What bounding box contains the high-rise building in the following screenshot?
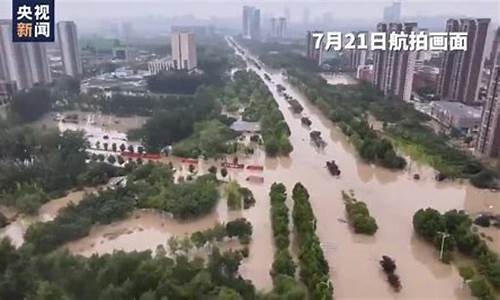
[347,31,368,71]
[0,20,51,90]
[383,1,401,23]
[489,27,500,71]
[243,6,251,38]
[477,27,500,157]
[277,17,287,40]
[0,21,30,90]
[306,31,322,66]
[27,43,52,85]
[171,32,197,70]
[270,17,277,38]
[57,21,83,78]
[242,6,260,40]
[373,22,417,102]
[437,18,490,104]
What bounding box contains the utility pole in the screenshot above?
[437,231,450,261]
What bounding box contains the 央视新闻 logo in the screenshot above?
[13,0,54,42]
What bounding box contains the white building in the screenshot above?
[429,101,482,134]
[171,32,197,70]
[148,58,175,75]
[0,20,51,90]
[57,21,83,77]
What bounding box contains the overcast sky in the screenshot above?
[1,0,498,23]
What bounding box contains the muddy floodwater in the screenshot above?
[0,190,88,247]
[321,72,358,85]
[35,110,148,135]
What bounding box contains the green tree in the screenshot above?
[469,276,494,300]
[10,87,51,122]
[459,266,474,283]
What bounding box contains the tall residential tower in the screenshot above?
[242,6,261,40]
[437,18,490,104]
[0,20,51,90]
[306,31,322,66]
[57,21,83,78]
[476,27,500,157]
[372,22,417,102]
[171,32,197,70]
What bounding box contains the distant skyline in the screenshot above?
[1,0,498,22]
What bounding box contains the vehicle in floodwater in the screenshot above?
[264,73,271,81]
[326,160,341,176]
[435,173,448,182]
[246,175,264,183]
[310,130,326,148]
[289,99,304,114]
[276,84,286,94]
[301,117,312,127]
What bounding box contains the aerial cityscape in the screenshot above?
[0,0,500,299]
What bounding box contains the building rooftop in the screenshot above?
[430,101,482,119]
[230,120,261,133]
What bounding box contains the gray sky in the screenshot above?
[1,0,498,25]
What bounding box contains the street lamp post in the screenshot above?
[437,231,450,261]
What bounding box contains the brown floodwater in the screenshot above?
[0,190,87,247]
[35,110,148,134]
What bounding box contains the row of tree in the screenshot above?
[269,183,296,277]
[292,183,333,299]
[0,125,117,214]
[0,237,257,299]
[268,183,306,299]
[25,187,135,253]
[128,86,223,152]
[413,208,498,299]
[234,70,293,157]
[128,163,220,219]
[342,191,378,235]
[189,218,253,248]
[9,87,51,122]
[287,70,407,170]
[172,119,238,158]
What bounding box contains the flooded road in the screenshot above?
[228,37,500,299]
